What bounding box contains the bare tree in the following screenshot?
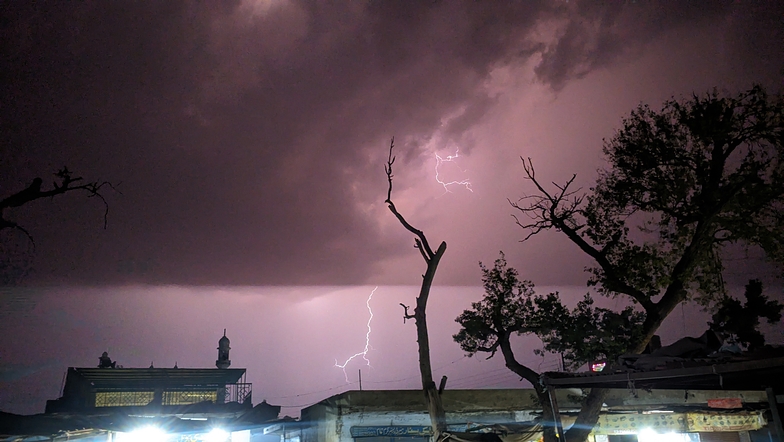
[384,139,448,440]
[0,167,116,284]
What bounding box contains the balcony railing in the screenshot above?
[224,382,252,405]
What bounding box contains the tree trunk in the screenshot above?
[385,140,449,441]
[498,334,558,442]
[563,388,607,442]
[414,242,448,439]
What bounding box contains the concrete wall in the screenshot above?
[290,389,772,442]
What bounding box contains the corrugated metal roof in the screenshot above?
[70,368,245,388]
[542,356,784,390]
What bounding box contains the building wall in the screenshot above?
[287,389,773,442]
[301,408,520,442]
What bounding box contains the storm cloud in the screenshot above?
[1,0,782,286]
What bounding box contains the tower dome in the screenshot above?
[216,329,231,369]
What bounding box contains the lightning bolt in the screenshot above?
[335,286,377,383]
[435,149,473,194]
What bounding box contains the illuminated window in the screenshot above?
[162,390,218,405]
[95,391,155,407]
[591,361,607,372]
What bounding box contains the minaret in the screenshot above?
[216,329,231,369]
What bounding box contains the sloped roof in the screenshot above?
[542,356,784,391]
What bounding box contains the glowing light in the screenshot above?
[335,286,377,382]
[435,149,472,194]
[637,428,692,442]
[204,427,230,442]
[590,361,606,372]
[115,426,169,442]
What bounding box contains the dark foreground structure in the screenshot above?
[45,366,251,412]
[541,347,784,442]
[3,333,782,442]
[0,332,280,441]
[268,347,784,442]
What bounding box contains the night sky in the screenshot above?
[1,1,783,416]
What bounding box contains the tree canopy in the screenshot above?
[456,86,784,442]
[710,279,782,350]
[513,85,784,350]
[454,252,559,442]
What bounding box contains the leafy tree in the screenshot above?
[454,253,559,442]
[455,253,645,442]
[456,86,784,442]
[709,279,782,350]
[384,139,449,440]
[533,293,645,370]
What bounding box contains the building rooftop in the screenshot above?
[65,367,246,389]
[542,355,784,391]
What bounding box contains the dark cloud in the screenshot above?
[532,1,782,91]
[1,1,547,286]
[1,1,781,286]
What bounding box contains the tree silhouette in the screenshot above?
[0,167,116,284]
[710,279,782,350]
[454,253,645,442]
[457,86,784,442]
[454,253,560,442]
[384,139,449,440]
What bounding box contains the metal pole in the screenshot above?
[359,369,362,391]
[548,387,566,442]
[766,388,783,441]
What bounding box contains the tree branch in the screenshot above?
[385,139,435,259]
[399,303,415,323]
[385,137,449,437]
[0,167,119,239]
[476,343,500,359]
[512,158,655,312]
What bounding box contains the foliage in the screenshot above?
[461,86,784,442]
[513,86,784,334]
[453,252,558,442]
[454,253,645,371]
[709,279,783,350]
[534,294,645,370]
[583,85,784,306]
[454,252,538,356]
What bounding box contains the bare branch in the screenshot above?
[1,168,119,236]
[511,158,584,243]
[385,137,449,437]
[475,342,499,359]
[513,158,655,311]
[385,137,396,204]
[399,303,415,323]
[1,223,36,250]
[414,238,429,261]
[385,139,436,259]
